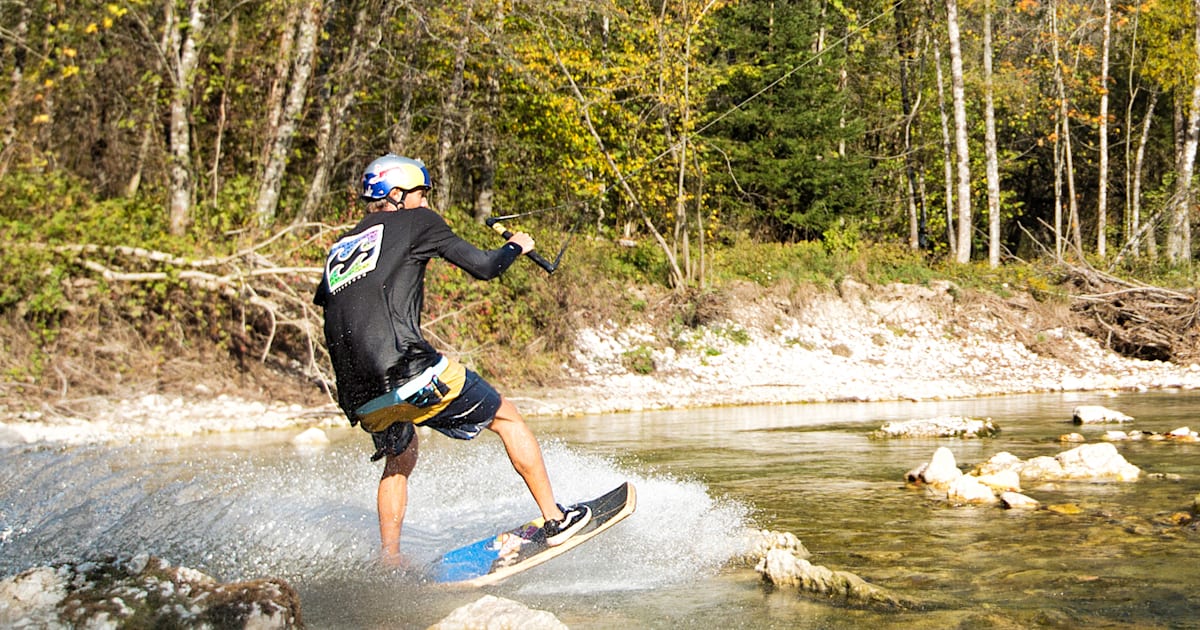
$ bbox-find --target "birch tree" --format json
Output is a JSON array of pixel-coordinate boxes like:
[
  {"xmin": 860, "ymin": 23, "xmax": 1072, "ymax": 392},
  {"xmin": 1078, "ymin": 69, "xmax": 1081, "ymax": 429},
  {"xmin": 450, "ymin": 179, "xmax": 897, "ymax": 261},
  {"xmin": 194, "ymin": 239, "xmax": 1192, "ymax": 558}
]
[
  {"xmin": 1097, "ymin": 0, "xmax": 1112, "ymax": 258},
  {"xmin": 932, "ymin": 32, "xmax": 957, "ymax": 257},
  {"xmin": 896, "ymin": 0, "xmax": 924, "ymax": 250},
  {"xmin": 165, "ymin": 0, "xmax": 206, "ymax": 236},
  {"xmin": 1166, "ymin": 0, "xmax": 1200, "ymax": 262},
  {"xmin": 255, "ymin": 0, "xmax": 324, "ymax": 226},
  {"xmin": 946, "ymin": 0, "xmax": 972, "ymax": 262},
  {"xmin": 299, "ymin": 1, "xmax": 385, "ymax": 222},
  {"xmin": 1051, "ymin": 0, "xmax": 1081, "ymax": 257},
  {"xmin": 0, "ymin": 0, "xmax": 31, "ymax": 172},
  {"xmin": 983, "ymin": 0, "xmax": 1001, "ymax": 267}
]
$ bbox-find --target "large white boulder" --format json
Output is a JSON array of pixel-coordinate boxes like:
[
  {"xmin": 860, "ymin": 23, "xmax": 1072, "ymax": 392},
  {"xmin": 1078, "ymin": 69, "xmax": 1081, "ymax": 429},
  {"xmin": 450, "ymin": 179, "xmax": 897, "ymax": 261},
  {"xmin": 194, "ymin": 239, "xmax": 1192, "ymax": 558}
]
[
  {"xmin": 428, "ymin": 595, "xmax": 567, "ymax": 630},
  {"xmin": 1072, "ymin": 405, "xmax": 1133, "ymax": 424},
  {"xmin": 919, "ymin": 447, "xmax": 963, "ymax": 487},
  {"xmin": 947, "ymin": 475, "xmax": 1000, "ymax": 505},
  {"xmin": 1055, "ymin": 442, "xmax": 1141, "ymax": 481}
]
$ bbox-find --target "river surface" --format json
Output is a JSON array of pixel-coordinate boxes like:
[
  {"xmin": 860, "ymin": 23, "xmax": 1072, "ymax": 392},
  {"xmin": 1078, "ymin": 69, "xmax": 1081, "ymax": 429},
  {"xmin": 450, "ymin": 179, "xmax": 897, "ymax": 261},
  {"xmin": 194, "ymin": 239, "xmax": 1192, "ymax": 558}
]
[{"xmin": 3, "ymin": 390, "xmax": 1200, "ymax": 628}]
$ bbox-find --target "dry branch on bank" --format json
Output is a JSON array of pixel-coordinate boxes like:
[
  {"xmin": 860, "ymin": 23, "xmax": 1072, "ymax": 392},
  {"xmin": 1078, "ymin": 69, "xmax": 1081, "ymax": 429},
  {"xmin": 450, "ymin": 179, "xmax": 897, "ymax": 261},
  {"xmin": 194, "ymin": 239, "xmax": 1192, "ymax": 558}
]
[
  {"xmin": 17, "ymin": 225, "xmax": 344, "ymax": 401},
  {"xmin": 1063, "ymin": 263, "xmax": 1200, "ymax": 363}
]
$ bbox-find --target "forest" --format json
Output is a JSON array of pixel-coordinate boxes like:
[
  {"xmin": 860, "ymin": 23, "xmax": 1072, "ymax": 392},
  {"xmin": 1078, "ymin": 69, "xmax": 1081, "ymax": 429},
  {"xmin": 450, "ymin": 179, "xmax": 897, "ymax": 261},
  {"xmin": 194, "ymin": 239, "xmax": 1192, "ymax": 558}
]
[
  {"xmin": 2, "ymin": 0, "xmax": 1200, "ymax": 393},
  {"xmin": 3, "ymin": 0, "xmax": 1199, "ymax": 268}
]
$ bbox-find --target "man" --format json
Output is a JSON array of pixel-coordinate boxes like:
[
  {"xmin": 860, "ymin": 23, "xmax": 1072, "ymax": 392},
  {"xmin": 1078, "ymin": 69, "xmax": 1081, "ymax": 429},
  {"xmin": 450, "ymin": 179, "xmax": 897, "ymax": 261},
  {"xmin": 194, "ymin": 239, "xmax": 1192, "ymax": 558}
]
[{"xmin": 313, "ymin": 154, "xmax": 590, "ymax": 566}]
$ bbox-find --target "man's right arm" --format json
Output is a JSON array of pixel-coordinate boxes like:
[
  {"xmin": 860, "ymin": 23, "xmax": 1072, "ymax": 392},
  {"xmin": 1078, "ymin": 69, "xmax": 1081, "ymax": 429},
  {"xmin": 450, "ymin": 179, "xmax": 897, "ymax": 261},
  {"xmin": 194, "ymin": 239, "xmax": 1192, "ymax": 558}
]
[{"xmin": 417, "ymin": 210, "xmax": 527, "ymax": 280}]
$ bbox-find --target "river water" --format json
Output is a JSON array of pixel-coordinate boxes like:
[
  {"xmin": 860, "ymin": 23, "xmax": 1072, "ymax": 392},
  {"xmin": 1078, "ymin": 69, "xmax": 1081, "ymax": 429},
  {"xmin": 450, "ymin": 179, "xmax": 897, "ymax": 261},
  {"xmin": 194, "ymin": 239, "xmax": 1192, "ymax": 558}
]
[{"xmin": 3, "ymin": 390, "xmax": 1200, "ymax": 628}]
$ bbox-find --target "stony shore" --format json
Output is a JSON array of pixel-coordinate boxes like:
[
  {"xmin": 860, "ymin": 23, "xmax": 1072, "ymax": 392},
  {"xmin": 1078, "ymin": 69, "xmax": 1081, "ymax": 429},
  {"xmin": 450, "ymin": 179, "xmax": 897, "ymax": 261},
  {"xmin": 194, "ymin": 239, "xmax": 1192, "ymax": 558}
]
[
  {"xmin": 3, "ymin": 279, "xmax": 1200, "ymax": 446},
  {"xmin": 4, "ymin": 279, "xmax": 1200, "ymax": 628}
]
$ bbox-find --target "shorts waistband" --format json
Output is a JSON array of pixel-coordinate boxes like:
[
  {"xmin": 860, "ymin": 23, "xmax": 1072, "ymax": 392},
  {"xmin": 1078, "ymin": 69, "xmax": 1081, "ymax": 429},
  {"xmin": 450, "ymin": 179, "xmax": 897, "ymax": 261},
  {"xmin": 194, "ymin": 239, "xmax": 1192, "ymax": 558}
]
[{"xmin": 356, "ymin": 356, "xmax": 450, "ymax": 418}]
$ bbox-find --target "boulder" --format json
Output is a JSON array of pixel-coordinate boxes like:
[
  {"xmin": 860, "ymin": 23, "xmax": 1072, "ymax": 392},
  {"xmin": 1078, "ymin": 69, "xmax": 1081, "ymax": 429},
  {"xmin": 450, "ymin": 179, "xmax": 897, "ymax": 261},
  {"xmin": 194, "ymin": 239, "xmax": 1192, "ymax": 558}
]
[
  {"xmin": 1055, "ymin": 443, "xmax": 1140, "ymax": 481},
  {"xmin": 1071, "ymin": 405, "xmax": 1133, "ymax": 424},
  {"xmin": 291, "ymin": 427, "xmax": 330, "ymax": 446},
  {"xmin": 918, "ymin": 447, "xmax": 963, "ymax": 487},
  {"xmin": 1168, "ymin": 426, "xmax": 1199, "ymax": 441},
  {"xmin": 755, "ymin": 549, "xmax": 914, "ymax": 610},
  {"xmin": 973, "ymin": 469, "xmax": 1021, "ymax": 493},
  {"xmin": 947, "ymin": 475, "xmax": 999, "ymax": 505},
  {"xmin": 974, "ymin": 452, "xmax": 1023, "ymax": 477},
  {"xmin": 1018, "ymin": 456, "xmax": 1066, "ymax": 481},
  {"xmin": 0, "ymin": 556, "xmax": 301, "ymax": 629},
  {"xmin": 872, "ymin": 416, "xmax": 999, "ymax": 439},
  {"xmin": 428, "ymin": 595, "xmax": 567, "ymax": 630},
  {"xmin": 999, "ymin": 492, "xmax": 1040, "ymax": 510},
  {"xmin": 743, "ymin": 529, "xmax": 810, "ymax": 562}
]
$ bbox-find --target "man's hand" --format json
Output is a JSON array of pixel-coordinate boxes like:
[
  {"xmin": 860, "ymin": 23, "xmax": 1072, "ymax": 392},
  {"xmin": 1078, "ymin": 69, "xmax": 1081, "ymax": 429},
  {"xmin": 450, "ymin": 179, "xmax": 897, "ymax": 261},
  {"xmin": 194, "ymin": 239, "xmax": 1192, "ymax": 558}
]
[{"xmin": 507, "ymin": 232, "xmax": 535, "ymax": 254}]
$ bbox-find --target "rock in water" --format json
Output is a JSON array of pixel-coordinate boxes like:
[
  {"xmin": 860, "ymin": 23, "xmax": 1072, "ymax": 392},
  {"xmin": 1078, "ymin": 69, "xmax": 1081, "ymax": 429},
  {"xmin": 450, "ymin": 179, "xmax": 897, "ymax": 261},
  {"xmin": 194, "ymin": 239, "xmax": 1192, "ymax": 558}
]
[
  {"xmin": 1071, "ymin": 405, "xmax": 1133, "ymax": 424},
  {"xmin": 428, "ymin": 595, "xmax": 567, "ymax": 630},
  {"xmin": 872, "ymin": 416, "xmax": 999, "ymax": 439},
  {"xmin": 918, "ymin": 447, "xmax": 963, "ymax": 487},
  {"xmin": 0, "ymin": 556, "xmax": 301, "ymax": 629}
]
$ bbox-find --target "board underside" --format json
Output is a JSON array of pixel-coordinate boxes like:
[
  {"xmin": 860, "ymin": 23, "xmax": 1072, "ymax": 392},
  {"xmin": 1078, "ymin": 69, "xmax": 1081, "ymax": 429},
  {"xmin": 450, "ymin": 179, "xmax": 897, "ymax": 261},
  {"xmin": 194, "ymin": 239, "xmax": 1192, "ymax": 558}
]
[{"xmin": 433, "ymin": 482, "xmax": 636, "ymax": 586}]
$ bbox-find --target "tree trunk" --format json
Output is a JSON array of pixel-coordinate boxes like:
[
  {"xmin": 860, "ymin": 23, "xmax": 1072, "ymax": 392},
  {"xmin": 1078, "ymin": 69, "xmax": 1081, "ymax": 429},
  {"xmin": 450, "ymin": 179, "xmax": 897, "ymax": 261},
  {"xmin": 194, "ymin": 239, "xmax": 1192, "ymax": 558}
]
[
  {"xmin": 260, "ymin": 1, "xmax": 301, "ymax": 169},
  {"xmin": 1097, "ymin": 0, "xmax": 1112, "ymax": 258},
  {"xmin": 167, "ymin": 0, "xmax": 206, "ymax": 237},
  {"xmin": 210, "ymin": 13, "xmax": 238, "ymax": 203},
  {"xmin": 0, "ymin": 0, "xmax": 31, "ymax": 176},
  {"xmin": 896, "ymin": 0, "xmax": 924, "ymax": 250},
  {"xmin": 299, "ymin": 2, "xmax": 384, "ymax": 222},
  {"xmin": 438, "ymin": 13, "xmax": 470, "ymax": 212},
  {"xmin": 946, "ymin": 0, "xmax": 972, "ymax": 263},
  {"xmin": 472, "ymin": 72, "xmax": 500, "ymax": 223},
  {"xmin": 1051, "ymin": 0, "xmax": 1081, "ymax": 255},
  {"xmin": 128, "ymin": 11, "xmax": 172, "ymax": 198},
  {"xmin": 1131, "ymin": 91, "xmax": 1157, "ymax": 257},
  {"xmin": 1054, "ymin": 114, "xmax": 1064, "ymax": 260},
  {"xmin": 255, "ymin": 0, "xmax": 324, "ymax": 226},
  {"xmin": 983, "ymin": 0, "xmax": 1001, "ymax": 267},
  {"xmin": 932, "ymin": 33, "xmax": 956, "ymax": 258},
  {"xmin": 1166, "ymin": 0, "xmax": 1200, "ymax": 263}
]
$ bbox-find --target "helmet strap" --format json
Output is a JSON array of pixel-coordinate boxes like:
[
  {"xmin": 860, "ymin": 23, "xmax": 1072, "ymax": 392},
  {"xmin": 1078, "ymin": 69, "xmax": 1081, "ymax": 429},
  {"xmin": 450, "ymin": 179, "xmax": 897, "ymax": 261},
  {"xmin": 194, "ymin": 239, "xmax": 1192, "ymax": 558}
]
[{"xmin": 386, "ymin": 190, "xmax": 408, "ymax": 211}]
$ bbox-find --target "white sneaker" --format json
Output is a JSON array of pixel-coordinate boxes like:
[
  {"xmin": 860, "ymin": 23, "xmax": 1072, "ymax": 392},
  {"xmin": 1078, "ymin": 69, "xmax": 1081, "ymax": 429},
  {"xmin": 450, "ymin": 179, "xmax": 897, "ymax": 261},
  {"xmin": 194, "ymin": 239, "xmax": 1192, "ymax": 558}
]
[{"xmin": 544, "ymin": 503, "xmax": 591, "ymax": 546}]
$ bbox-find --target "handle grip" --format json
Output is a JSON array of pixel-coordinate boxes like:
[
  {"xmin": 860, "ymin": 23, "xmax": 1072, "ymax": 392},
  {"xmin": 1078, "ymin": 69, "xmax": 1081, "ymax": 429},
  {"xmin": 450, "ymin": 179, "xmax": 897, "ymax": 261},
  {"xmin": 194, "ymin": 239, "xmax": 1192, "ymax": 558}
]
[{"xmin": 487, "ymin": 219, "xmax": 557, "ymax": 274}]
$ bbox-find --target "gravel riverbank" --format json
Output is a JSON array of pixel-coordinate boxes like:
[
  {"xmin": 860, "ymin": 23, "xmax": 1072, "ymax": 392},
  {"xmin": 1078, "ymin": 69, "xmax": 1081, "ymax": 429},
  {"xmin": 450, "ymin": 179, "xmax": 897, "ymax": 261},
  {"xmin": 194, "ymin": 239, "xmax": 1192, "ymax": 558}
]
[{"xmin": 4, "ymin": 279, "xmax": 1199, "ymax": 446}]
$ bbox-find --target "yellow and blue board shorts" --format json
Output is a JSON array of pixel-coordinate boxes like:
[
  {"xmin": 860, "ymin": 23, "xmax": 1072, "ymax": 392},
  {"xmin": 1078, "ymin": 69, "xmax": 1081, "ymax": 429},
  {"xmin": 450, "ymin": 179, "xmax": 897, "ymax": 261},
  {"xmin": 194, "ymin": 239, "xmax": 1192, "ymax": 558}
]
[{"xmin": 356, "ymin": 357, "xmax": 503, "ymax": 461}]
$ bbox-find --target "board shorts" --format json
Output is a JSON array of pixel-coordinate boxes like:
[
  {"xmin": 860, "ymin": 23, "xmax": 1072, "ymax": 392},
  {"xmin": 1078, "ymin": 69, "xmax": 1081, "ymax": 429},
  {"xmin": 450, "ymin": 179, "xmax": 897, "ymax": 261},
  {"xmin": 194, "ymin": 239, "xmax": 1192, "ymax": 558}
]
[{"xmin": 367, "ymin": 366, "xmax": 502, "ymax": 462}]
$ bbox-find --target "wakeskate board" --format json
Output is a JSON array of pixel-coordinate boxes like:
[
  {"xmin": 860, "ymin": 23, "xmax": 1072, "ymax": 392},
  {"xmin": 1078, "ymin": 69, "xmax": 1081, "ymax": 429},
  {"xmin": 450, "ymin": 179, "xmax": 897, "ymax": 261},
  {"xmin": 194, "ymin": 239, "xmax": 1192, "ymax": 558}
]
[{"xmin": 432, "ymin": 482, "xmax": 636, "ymax": 587}]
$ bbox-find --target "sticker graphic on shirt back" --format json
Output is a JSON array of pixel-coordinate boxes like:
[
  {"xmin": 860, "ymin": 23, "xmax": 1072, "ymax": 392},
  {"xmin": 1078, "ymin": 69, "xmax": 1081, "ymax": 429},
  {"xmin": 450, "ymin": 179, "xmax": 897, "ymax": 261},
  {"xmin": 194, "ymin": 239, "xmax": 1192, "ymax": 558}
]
[{"xmin": 325, "ymin": 224, "xmax": 383, "ymax": 294}]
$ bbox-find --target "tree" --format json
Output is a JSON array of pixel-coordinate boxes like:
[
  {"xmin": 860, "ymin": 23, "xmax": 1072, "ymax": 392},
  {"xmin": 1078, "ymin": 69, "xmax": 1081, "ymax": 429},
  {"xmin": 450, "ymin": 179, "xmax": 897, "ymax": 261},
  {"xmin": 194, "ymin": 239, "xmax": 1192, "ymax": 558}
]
[
  {"xmin": 1166, "ymin": 0, "xmax": 1200, "ymax": 262},
  {"xmin": 705, "ymin": 0, "xmax": 872, "ymax": 242},
  {"xmin": 984, "ymin": 0, "xmax": 1002, "ymax": 267},
  {"xmin": 1097, "ymin": 0, "xmax": 1112, "ymax": 258},
  {"xmin": 254, "ymin": 0, "xmax": 325, "ymax": 226},
  {"xmin": 946, "ymin": 0, "xmax": 972, "ymax": 262},
  {"xmin": 165, "ymin": 0, "xmax": 207, "ymax": 236},
  {"xmin": 298, "ymin": 1, "xmax": 388, "ymax": 222}
]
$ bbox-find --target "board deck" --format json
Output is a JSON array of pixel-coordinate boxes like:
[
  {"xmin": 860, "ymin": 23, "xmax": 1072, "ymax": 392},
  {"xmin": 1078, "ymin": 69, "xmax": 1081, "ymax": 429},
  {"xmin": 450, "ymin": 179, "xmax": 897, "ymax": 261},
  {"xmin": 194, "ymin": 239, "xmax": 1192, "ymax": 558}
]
[{"xmin": 432, "ymin": 482, "xmax": 637, "ymax": 587}]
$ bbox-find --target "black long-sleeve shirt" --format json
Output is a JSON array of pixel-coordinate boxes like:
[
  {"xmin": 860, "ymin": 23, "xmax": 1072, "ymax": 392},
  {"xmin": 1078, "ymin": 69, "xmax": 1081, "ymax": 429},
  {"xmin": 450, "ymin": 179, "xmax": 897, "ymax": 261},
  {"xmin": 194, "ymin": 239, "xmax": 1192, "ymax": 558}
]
[{"xmin": 313, "ymin": 208, "xmax": 521, "ymax": 423}]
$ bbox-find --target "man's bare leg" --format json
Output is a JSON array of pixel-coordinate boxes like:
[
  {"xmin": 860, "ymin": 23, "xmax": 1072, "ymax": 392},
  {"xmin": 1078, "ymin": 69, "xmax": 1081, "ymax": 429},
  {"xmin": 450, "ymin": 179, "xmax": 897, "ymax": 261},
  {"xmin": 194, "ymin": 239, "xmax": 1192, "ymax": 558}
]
[
  {"xmin": 378, "ymin": 433, "xmax": 419, "ymax": 566},
  {"xmin": 487, "ymin": 396, "xmax": 566, "ymax": 522}
]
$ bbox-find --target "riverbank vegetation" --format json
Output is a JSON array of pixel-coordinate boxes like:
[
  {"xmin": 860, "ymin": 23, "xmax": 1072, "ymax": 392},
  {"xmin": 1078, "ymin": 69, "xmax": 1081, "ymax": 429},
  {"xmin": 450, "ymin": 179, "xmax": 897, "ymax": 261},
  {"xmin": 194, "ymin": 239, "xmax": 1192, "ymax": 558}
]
[{"xmin": 3, "ymin": 0, "xmax": 1200, "ymax": 409}]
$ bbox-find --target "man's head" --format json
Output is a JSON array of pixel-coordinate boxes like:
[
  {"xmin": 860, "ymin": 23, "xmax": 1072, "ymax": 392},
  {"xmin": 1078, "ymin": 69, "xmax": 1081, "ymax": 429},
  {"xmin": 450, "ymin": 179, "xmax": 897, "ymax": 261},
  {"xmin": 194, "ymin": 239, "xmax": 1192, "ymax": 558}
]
[{"xmin": 361, "ymin": 154, "xmax": 431, "ymax": 211}]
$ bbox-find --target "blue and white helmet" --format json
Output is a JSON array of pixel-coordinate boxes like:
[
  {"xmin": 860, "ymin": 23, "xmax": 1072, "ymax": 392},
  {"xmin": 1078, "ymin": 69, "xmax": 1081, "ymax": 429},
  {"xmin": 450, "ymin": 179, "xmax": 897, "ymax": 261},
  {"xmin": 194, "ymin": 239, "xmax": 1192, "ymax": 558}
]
[{"xmin": 360, "ymin": 154, "xmax": 431, "ymax": 201}]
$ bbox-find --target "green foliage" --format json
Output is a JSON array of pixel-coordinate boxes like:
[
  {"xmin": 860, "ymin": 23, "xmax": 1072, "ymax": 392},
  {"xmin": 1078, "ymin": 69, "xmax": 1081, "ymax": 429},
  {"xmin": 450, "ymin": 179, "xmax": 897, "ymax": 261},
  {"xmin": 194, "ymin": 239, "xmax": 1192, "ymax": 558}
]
[
  {"xmin": 622, "ymin": 346, "xmax": 657, "ymax": 374},
  {"xmin": 704, "ymin": 0, "xmax": 874, "ymax": 241}
]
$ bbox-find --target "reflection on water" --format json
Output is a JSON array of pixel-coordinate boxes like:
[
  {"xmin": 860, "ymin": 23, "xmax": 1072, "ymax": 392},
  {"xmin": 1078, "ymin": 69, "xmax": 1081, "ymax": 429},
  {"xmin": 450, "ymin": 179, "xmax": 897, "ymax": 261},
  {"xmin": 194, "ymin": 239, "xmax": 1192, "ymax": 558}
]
[{"xmin": 2, "ymin": 390, "xmax": 1200, "ymax": 628}]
